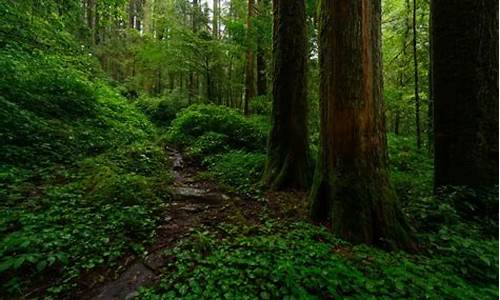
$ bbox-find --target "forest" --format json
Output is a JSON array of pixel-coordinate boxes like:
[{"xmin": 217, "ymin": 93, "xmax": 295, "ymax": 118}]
[{"xmin": 0, "ymin": 0, "xmax": 498, "ymax": 299}]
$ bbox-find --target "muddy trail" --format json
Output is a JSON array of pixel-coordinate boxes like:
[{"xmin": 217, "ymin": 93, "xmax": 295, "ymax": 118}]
[{"xmin": 76, "ymin": 146, "xmax": 263, "ymax": 300}]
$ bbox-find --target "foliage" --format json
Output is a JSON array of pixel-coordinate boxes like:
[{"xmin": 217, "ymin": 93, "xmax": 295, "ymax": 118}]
[
  {"xmin": 186, "ymin": 132, "xmax": 231, "ymax": 160},
  {"xmin": 201, "ymin": 151, "xmax": 266, "ymax": 196},
  {"xmin": 382, "ymin": 0, "xmax": 431, "ymax": 139},
  {"xmin": 249, "ymin": 95, "xmax": 272, "ymax": 116},
  {"xmin": 387, "ymin": 134, "xmax": 433, "ymax": 201},
  {"xmin": 166, "ymin": 104, "xmax": 268, "ymax": 152},
  {"xmin": 0, "ymin": 3, "xmax": 170, "ymax": 297},
  {"xmin": 165, "ymin": 104, "xmax": 268, "ymax": 195},
  {"xmin": 135, "ymin": 93, "xmax": 189, "ymax": 128},
  {"xmin": 137, "ymin": 221, "xmax": 498, "ymax": 300}
]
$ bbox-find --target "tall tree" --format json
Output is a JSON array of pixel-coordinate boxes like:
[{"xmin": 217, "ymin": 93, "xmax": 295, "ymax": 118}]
[
  {"xmin": 262, "ymin": 0, "xmax": 309, "ymax": 190},
  {"xmin": 244, "ymin": 0, "xmax": 256, "ymax": 115},
  {"xmin": 189, "ymin": 0, "xmax": 200, "ymax": 104},
  {"xmin": 310, "ymin": 0, "xmax": 414, "ymax": 249},
  {"xmin": 432, "ymin": 0, "xmax": 499, "ymax": 188},
  {"xmin": 412, "ymin": 0, "xmax": 421, "ymax": 149},
  {"xmin": 256, "ymin": 0, "xmax": 270, "ymax": 96},
  {"xmin": 87, "ymin": 0, "xmax": 96, "ymax": 45},
  {"xmin": 213, "ymin": 0, "xmax": 219, "ymax": 38}
]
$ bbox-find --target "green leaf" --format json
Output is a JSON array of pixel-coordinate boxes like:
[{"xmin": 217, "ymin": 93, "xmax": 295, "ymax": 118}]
[
  {"xmin": 0, "ymin": 259, "xmax": 13, "ymax": 273},
  {"xmin": 37, "ymin": 260, "xmax": 48, "ymax": 272}
]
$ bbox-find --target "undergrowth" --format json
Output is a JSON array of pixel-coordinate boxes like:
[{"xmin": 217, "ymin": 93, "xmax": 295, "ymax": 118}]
[
  {"xmin": 0, "ymin": 3, "xmax": 171, "ymax": 297},
  {"xmin": 137, "ymin": 221, "xmax": 498, "ymax": 300},
  {"xmin": 164, "ymin": 104, "xmax": 269, "ymax": 195}
]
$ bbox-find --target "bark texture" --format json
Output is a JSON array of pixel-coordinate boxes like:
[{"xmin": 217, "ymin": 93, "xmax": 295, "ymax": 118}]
[
  {"xmin": 309, "ymin": 0, "xmax": 415, "ymax": 250},
  {"xmin": 432, "ymin": 0, "xmax": 499, "ymax": 188},
  {"xmin": 262, "ymin": 0, "xmax": 310, "ymax": 190}
]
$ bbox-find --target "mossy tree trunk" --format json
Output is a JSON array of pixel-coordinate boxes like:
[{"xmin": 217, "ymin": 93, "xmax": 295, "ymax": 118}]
[
  {"xmin": 262, "ymin": 0, "xmax": 310, "ymax": 190},
  {"xmin": 432, "ymin": 0, "xmax": 499, "ymax": 189},
  {"xmin": 244, "ymin": 0, "xmax": 257, "ymax": 115},
  {"xmin": 309, "ymin": 0, "xmax": 415, "ymax": 250}
]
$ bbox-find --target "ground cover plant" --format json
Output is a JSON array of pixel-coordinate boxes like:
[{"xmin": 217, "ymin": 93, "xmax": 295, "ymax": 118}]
[{"xmin": 0, "ymin": 0, "xmax": 497, "ymax": 299}]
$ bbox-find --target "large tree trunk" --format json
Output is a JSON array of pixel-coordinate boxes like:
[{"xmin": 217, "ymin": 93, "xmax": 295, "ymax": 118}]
[
  {"xmin": 432, "ymin": 0, "xmax": 499, "ymax": 189},
  {"xmin": 309, "ymin": 0, "xmax": 415, "ymax": 250},
  {"xmin": 262, "ymin": 0, "xmax": 310, "ymax": 190},
  {"xmin": 244, "ymin": 0, "xmax": 256, "ymax": 115}
]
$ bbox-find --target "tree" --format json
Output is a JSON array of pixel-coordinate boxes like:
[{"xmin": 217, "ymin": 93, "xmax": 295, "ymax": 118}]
[
  {"xmin": 213, "ymin": 0, "xmax": 219, "ymax": 38},
  {"xmin": 412, "ymin": 0, "xmax": 421, "ymax": 149},
  {"xmin": 432, "ymin": 0, "xmax": 499, "ymax": 189},
  {"xmin": 309, "ymin": 0, "xmax": 415, "ymax": 250},
  {"xmin": 256, "ymin": 0, "xmax": 270, "ymax": 96},
  {"xmin": 244, "ymin": 0, "xmax": 256, "ymax": 115},
  {"xmin": 262, "ymin": 0, "xmax": 310, "ymax": 190}
]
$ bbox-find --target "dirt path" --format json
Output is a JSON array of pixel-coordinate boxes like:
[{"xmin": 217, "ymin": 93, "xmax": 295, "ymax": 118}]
[{"xmin": 79, "ymin": 146, "xmax": 256, "ymax": 300}]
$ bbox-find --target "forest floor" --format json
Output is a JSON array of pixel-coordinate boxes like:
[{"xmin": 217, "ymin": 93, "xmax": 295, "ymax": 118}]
[{"xmin": 76, "ymin": 146, "xmax": 307, "ymax": 300}]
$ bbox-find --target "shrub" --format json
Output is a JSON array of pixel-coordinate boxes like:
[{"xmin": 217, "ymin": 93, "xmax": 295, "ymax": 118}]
[
  {"xmin": 387, "ymin": 134, "xmax": 433, "ymax": 202},
  {"xmin": 201, "ymin": 151, "xmax": 266, "ymax": 196},
  {"xmin": 186, "ymin": 132, "xmax": 231, "ymax": 160},
  {"xmin": 249, "ymin": 95, "xmax": 272, "ymax": 115},
  {"xmin": 167, "ymin": 104, "xmax": 267, "ymax": 152},
  {"xmin": 135, "ymin": 93, "xmax": 189, "ymax": 127}
]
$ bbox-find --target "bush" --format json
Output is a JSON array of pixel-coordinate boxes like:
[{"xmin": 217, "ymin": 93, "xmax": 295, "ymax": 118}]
[
  {"xmin": 201, "ymin": 151, "xmax": 266, "ymax": 196},
  {"xmin": 167, "ymin": 104, "xmax": 268, "ymax": 152},
  {"xmin": 186, "ymin": 132, "xmax": 231, "ymax": 160},
  {"xmin": 249, "ymin": 95, "xmax": 272, "ymax": 115},
  {"xmin": 387, "ymin": 134, "xmax": 433, "ymax": 202},
  {"xmin": 135, "ymin": 92, "xmax": 189, "ymax": 127}
]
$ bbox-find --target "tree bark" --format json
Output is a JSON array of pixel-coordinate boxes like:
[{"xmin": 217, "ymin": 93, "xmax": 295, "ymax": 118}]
[
  {"xmin": 244, "ymin": 0, "xmax": 257, "ymax": 115},
  {"xmin": 262, "ymin": 0, "xmax": 310, "ymax": 190},
  {"xmin": 309, "ymin": 0, "xmax": 415, "ymax": 250},
  {"xmin": 432, "ymin": 0, "xmax": 499, "ymax": 189}
]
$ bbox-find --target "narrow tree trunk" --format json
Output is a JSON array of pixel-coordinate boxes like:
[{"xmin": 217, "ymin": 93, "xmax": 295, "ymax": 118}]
[
  {"xmin": 94, "ymin": 0, "xmax": 99, "ymax": 45},
  {"xmin": 256, "ymin": 0, "xmax": 269, "ymax": 96},
  {"xmin": 309, "ymin": 0, "xmax": 415, "ymax": 250},
  {"xmin": 87, "ymin": 0, "xmax": 95, "ymax": 45},
  {"xmin": 244, "ymin": 0, "xmax": 256, "ymax": 115},
  {"xmin": 262, "ymin": 0, "xmax": 310, "ymax": 190},
  {"xmin": 432, "ymin": 0, "xmax": 499, "ymax": 189},
  {"xmin": 256, "ymin": 46, "xmax": 267, "ymax": 96},
  {"xmin": 213, "ymin": 0, "xmax": 218, "ymax": 38},
  {"xmin": 157, "ymin": 68, "xmax": 162, "ymax": 95},
  {"xmin": 395, "ymin": 112, "xmax": 400, "ymax": 135},
  {"xmin": 427, "ymin": 9, "xmax": 433, "ymax": 154},
  {"xmin": 413, "ymin": 0, "xmax": 421, "ymax": 149},
  {"xmin": 129, "ymin": 0, "xmax": 135, "ymax": 28}
]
